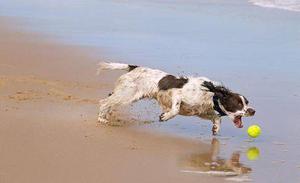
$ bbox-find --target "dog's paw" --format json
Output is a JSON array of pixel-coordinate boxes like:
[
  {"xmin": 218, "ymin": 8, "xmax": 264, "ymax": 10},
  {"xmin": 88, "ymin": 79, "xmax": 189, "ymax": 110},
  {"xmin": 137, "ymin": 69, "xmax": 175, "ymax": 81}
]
[
  {"xmin": 159, "ymin": 113, "xmax": 169, "ymax": 122},
  {"xmin": 212, "ymin": 125, "xmax": 219, "ymax": 136},
  {"xmin": 97, "ymin": 116, "xmax": 109, "ymax": 124}
]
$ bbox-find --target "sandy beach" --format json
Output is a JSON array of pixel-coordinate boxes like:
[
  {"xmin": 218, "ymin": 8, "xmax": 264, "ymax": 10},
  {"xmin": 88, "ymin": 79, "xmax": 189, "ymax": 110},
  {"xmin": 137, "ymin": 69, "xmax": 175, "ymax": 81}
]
[{"xmin": 0, "ymin": 18, "xmax": 234, "ymax": 183}]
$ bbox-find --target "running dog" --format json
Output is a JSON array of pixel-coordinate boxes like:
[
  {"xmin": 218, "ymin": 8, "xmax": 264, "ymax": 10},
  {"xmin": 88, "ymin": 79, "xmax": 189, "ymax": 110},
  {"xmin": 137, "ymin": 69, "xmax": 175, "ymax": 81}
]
[{"xmin": 97, "ymin": 62, "xmax": 255, "ymax": 135}]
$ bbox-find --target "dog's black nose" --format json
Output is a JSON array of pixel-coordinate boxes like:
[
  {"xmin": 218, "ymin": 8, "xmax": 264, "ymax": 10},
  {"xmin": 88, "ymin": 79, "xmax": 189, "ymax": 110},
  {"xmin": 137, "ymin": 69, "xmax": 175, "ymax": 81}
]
[{"xmin": 247, "ymin": 108, "xmax": 256, "ymax": 116}]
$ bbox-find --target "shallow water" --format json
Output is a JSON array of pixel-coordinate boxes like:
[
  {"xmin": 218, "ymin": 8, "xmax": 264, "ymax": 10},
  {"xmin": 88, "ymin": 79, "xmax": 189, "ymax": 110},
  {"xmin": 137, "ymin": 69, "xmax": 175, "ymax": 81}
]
[{"xmin": 1, "ymin": 0, "xmax": 300, "ymax": 182}]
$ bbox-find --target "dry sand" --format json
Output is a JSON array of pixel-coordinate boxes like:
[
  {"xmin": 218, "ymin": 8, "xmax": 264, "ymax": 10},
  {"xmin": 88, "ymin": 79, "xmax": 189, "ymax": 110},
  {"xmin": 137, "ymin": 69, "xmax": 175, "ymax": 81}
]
[{"xmin": 0, "ymin": 18, "xmax": 228, "ymax": 183}]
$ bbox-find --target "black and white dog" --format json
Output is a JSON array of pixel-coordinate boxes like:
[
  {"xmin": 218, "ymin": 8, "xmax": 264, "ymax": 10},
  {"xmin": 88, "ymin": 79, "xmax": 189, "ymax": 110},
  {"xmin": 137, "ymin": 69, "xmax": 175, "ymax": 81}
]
[{"xmin": 97, "ymin": 62, "xmax": 255, "ymax": 135}]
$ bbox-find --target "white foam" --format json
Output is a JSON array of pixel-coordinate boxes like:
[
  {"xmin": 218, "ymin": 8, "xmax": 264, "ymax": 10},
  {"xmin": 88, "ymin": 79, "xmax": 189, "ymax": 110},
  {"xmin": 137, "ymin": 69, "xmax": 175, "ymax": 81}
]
[
  {"xmin": 225, "ymin": 175, "xmax": 252, "ymax": 182},
  {"xmin": 180, "ymin": 170, "xmax": 238, "ymax": 176},
  {"xmin": 249, "ymin": 0, "xmax": 300, "ymax": 12}
]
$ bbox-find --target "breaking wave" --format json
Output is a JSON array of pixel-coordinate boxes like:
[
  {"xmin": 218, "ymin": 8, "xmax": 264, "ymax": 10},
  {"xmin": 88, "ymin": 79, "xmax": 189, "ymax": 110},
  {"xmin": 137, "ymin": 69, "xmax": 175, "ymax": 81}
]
[{"xmin": 249, "ymin": 0, "xmax": 300, "ymax": 12}]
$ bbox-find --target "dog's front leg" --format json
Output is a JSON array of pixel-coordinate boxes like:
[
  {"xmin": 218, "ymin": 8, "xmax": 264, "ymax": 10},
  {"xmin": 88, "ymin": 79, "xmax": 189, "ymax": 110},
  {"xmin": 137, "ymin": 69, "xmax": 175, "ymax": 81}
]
[
  {"xmin": 212, "ymin": 118, "xmax": 221, "ymax": 135},
  {"xmin": 159, "ymin": 93, "xmax": 181, "ymax": 122}
]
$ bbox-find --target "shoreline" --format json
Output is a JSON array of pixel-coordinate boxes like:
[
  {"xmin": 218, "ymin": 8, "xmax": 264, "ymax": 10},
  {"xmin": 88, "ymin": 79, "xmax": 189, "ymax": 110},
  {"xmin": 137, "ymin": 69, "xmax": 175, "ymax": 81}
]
[{"xmin": 0, "ymin": 17, "xmax": 231, "ymax": 183}]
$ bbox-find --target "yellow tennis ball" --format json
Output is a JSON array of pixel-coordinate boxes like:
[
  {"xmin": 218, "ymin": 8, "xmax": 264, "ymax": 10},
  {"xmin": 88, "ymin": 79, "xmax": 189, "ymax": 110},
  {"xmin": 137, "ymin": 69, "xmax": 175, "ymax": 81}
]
[
  {"xmin": 247, "ymin": 125, "xmax": 261, "ymax": 138},
  {"xmin": 247, "ymin": 147, "xmax": 260, "ymax": 160}
]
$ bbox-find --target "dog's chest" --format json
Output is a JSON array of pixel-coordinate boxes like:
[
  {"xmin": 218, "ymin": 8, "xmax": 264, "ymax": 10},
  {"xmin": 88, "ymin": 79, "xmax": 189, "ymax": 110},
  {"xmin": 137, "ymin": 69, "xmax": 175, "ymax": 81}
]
[{"xmin": 156, "ymin": 89, "xmax": 217, "ymax": 119}]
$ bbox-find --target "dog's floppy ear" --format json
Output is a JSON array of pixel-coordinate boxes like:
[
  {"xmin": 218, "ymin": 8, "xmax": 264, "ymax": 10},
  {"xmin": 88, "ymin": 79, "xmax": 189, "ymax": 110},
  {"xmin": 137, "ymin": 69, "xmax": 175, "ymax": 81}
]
[{"xmin": 202, "ymin": 81, "xmax": 229, "ymax": 98}]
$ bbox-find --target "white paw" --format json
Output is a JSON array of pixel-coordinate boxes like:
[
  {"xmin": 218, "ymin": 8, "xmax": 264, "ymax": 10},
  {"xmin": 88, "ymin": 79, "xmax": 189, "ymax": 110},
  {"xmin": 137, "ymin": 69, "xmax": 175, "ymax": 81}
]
[
  {"xmin": 97, "ymin": 116, "xmax": 108, "ymax": 124},
  {"xmin": 212, "ymin": 124, "xmax": 220, "ymax": 136},
  {"xmin": 159, "ymin": 113, "xmax": 172, "ymax": 122}
]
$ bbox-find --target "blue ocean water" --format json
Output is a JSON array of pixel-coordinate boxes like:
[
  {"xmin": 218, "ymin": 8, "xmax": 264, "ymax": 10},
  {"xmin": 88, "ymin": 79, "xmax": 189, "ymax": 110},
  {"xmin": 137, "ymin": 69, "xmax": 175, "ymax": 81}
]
[
  {"xmin": 1, "ymin": 0, "xmax": 300, "ymax": 182},
  {"xmin": 1, "ymin": 0, "xmax": 299, "ymax": 76}
]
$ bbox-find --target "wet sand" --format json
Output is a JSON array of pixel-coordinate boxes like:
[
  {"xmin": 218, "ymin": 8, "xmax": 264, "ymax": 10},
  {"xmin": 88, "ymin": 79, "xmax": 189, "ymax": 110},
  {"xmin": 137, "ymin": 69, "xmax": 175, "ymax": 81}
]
[{"xmin": 0, "ymin": 18, "xmax": 241, "ymax": 183}]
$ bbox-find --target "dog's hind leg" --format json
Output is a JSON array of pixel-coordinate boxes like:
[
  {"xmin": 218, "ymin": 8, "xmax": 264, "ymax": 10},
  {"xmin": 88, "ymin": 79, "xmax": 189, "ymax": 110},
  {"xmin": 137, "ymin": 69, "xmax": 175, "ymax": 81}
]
[
  {"xmin": 98, "ymin": 87, "xmax": 143, "ymax": 124},
  {"xmin": 97, "ymin": 97, "xmax": 112, "ymax": 124}
]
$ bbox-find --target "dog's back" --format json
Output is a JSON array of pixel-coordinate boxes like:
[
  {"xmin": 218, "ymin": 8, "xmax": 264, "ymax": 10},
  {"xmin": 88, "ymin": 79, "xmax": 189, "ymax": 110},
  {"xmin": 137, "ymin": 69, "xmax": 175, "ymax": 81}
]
[
  {"xmin": 97, "ymin": 62, "xmax": 168, "ymax": 98},
  {"xmin": 115, "ymin": 67, "xmax": 168, "ymax": 98}
]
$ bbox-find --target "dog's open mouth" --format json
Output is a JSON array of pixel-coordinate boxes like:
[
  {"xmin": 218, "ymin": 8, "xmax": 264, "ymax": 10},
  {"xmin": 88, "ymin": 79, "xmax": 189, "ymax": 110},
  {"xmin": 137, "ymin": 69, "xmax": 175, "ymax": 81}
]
[{"xmin": 233, "ymin": 116, "xmax": 243, "ymax": 128}]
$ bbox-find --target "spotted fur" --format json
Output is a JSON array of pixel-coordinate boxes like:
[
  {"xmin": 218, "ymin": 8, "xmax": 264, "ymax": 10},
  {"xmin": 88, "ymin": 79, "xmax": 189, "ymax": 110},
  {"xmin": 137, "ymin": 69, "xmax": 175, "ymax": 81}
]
[{"xmin": 97, "ymin": 62, "xmax": 255, "ymax": 135}]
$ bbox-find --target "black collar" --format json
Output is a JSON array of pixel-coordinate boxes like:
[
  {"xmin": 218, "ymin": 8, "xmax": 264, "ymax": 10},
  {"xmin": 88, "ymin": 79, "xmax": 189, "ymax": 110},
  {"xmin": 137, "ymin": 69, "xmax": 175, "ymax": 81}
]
[{"xmin": 213, "ymin": 96, "xmax": 227, "ymax": 116}]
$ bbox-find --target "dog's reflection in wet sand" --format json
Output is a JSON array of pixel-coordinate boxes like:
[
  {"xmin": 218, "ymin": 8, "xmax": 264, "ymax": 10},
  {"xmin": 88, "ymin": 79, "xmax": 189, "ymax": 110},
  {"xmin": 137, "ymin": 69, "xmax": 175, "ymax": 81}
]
[{"xmin": 180, "ymin": 138, "xmax": 251, "ymax": 176}]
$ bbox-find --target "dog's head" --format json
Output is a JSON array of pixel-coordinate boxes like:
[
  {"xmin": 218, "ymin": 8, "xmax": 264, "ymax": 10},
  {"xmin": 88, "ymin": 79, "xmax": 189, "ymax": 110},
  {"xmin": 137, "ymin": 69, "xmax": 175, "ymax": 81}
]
[{"xmin": 202, "ymin": 81, "xmax": 255, "ymax": 128}]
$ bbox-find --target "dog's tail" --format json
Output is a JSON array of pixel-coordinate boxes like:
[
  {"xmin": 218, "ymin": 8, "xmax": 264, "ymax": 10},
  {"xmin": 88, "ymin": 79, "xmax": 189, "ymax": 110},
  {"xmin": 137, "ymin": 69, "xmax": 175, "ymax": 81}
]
[{"xmin": 97, "ymin": 62, "xmax": 139, "ymax": 75}]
